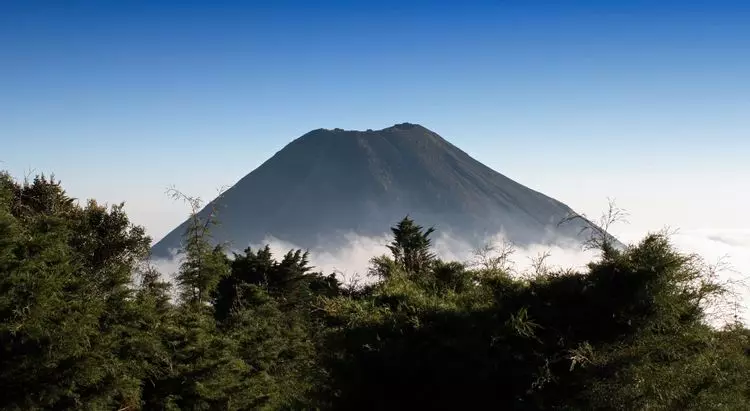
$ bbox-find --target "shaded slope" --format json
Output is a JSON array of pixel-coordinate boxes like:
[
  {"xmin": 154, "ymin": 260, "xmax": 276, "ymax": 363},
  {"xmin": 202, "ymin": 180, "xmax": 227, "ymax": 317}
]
[{"xmin": 152, "ymin": 123, "xmax": 598, "ymax": 257}]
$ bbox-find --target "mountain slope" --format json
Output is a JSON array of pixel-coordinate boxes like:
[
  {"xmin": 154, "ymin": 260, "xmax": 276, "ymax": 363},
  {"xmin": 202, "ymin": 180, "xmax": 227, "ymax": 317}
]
[{"xmin": 151, "ymin": 123, "xmax": 599, "ymax": 257}]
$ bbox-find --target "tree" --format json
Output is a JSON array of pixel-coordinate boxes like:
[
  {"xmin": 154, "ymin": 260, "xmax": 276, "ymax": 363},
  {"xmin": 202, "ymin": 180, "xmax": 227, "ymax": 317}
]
[
  {"xmin": 166, "ymin": 187, "xmax": 229, "ymax": 306},
  {"xmin": 387, "ymin": 216, "xmax": 436, "ymax": 274},
  {"xmin": 0, "ymin": 172, "xmax": 156, "ymax": 409},
  {"xmin": 213, "ymin": 245, "xmax": 341, "ymax": 322}
]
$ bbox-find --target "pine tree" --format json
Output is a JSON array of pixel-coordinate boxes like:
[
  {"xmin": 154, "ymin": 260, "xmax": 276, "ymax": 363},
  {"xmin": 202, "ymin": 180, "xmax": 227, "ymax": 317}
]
[
  {"xmin": 0, "ymin": 172, "xmax": 155, "ymax": 409},
  {"xmin": 167, "ymin": 188, "xmax": 229, "ymax": 306},
  {"xmin": 387, "ymin": 216, "xmax": 436, "ymax": 274}
]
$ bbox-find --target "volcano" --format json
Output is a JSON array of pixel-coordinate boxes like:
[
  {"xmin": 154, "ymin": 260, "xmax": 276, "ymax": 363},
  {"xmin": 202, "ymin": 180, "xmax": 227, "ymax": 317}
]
[{"xmin": 151, "ymin": 123, "xmax": 602, "ymax": 258}]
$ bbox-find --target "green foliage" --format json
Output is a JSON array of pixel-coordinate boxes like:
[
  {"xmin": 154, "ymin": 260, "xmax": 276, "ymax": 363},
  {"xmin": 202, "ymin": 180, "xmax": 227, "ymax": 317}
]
[
  {"xmin": 0, "ymin": 171, "xmax": 748, "ymax": 410},
  {"xmin": 210, "ymin": 245, "xmax": 340, "ymax": 408},
  {"xmin": 386, "ymin": 215, "xmax": 436, "ymax": 274},
  {"xmin": 168, "ymin": 187, "xmax": 230, "ymax": 306},
  {"xmin": 581, "ymin": 324, "xmax": 750, "ymax": 410},
  {"xmin": 214, "ymin": 245, "xmax": 340, "ymax": 322},
  {"xmin": 0, "ymin": 173, "xmax": 154, "ymax": 409},
  {"xmin": 139, "ymin": 304, "xmax": 255, "ymax": 411},
  {"xmin": 317, "ymin": 228, "xmax": 749, "ymax": 410}
]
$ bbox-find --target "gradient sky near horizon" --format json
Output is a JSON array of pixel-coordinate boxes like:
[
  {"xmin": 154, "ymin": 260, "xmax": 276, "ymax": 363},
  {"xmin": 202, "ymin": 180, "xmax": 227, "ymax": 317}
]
[{"xmin": 2, "ymin": 0, "xmax": 749, "ymax": 250}]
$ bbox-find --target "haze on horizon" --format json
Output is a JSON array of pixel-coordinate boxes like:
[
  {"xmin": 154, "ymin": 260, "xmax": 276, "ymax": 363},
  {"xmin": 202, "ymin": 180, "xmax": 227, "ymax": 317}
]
[{"xmin": 2, "ymin": 1, "xmax": 748, "ymax": 293}]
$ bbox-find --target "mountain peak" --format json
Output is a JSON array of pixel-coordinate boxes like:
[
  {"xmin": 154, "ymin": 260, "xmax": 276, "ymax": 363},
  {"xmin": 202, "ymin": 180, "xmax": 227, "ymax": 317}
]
[
  {"xmin": 308, "ymin": 122, "xmax": 428, "ymax": 135},
  {"xmin": 388, "ymin": 122, "xmax": 424, "ymax": 130}
]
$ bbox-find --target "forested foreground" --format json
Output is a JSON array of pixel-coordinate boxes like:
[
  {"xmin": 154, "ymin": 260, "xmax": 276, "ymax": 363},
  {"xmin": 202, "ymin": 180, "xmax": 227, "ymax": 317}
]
[{"xmin": 1, "ymin": 172, "xmax": 748, "ymax": 410}]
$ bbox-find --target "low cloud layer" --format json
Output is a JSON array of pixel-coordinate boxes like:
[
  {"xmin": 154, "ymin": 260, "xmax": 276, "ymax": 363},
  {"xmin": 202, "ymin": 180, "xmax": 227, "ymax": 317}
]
[{"xmin": 150, "ymin": 228, "xmax": 749, "ymax": 325}]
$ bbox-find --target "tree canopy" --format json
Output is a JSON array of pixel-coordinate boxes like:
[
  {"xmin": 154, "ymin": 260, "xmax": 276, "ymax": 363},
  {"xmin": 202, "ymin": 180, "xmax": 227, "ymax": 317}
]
[{"xmin": 0, "ymin": 172, "xmax": 747, "ymax": 410}]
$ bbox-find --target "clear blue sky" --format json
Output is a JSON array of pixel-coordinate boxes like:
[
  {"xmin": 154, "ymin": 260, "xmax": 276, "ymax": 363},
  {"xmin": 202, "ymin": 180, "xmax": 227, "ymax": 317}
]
[{"xmin": 2, "ymin": 0, "xmax": 749, "ymax": 243}]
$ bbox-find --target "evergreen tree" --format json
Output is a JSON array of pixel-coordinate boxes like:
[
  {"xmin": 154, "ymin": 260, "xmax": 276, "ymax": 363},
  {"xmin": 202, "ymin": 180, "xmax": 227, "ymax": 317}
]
[
  {"xmin": 386, "ymin": 216, "xmax": 436, "ymax": 274},
  {"xmin": 0, "ymin": 173, "xmax": 155, "ymax": 409},
  {"xmin": 167, "ymin": 188, "xmax": 230, "ymax": 306}
]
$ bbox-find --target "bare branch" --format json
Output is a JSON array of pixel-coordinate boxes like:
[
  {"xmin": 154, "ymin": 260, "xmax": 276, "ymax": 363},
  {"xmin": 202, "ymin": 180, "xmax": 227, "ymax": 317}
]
[
  {"xmin": 469, "ymin": 238, "xmax": 516, "ymax": 275},
  {"xmin": 529, "ymin": 250, "xmax": 552, "ymax": 277},
  {"xmin": 165, "ymin": 184, "xmax": 230, "ymax": 248},
  {"xmin": 558, "ymin": 198, "xmax": 629, "ymax": 253}
]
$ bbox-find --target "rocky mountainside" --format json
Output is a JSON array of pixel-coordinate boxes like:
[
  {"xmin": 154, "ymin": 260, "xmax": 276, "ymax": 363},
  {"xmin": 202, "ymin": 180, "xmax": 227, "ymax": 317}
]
[{"xmin": 151, "ymin": 123, "xmax": 600, "ymax": 257}]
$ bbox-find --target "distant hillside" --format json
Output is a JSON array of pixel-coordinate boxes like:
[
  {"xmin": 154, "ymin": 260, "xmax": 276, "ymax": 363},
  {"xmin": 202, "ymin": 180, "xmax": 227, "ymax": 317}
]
[{"xmin": 152, "ymin": 123, "xmax": 603, "ymax": 257}]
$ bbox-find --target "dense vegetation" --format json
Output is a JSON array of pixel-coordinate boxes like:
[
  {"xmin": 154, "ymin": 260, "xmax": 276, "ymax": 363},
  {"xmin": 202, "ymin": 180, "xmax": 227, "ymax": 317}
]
[{"xmin": 1, "ymin": 172, "xmax": 748, "ymax": 410}]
